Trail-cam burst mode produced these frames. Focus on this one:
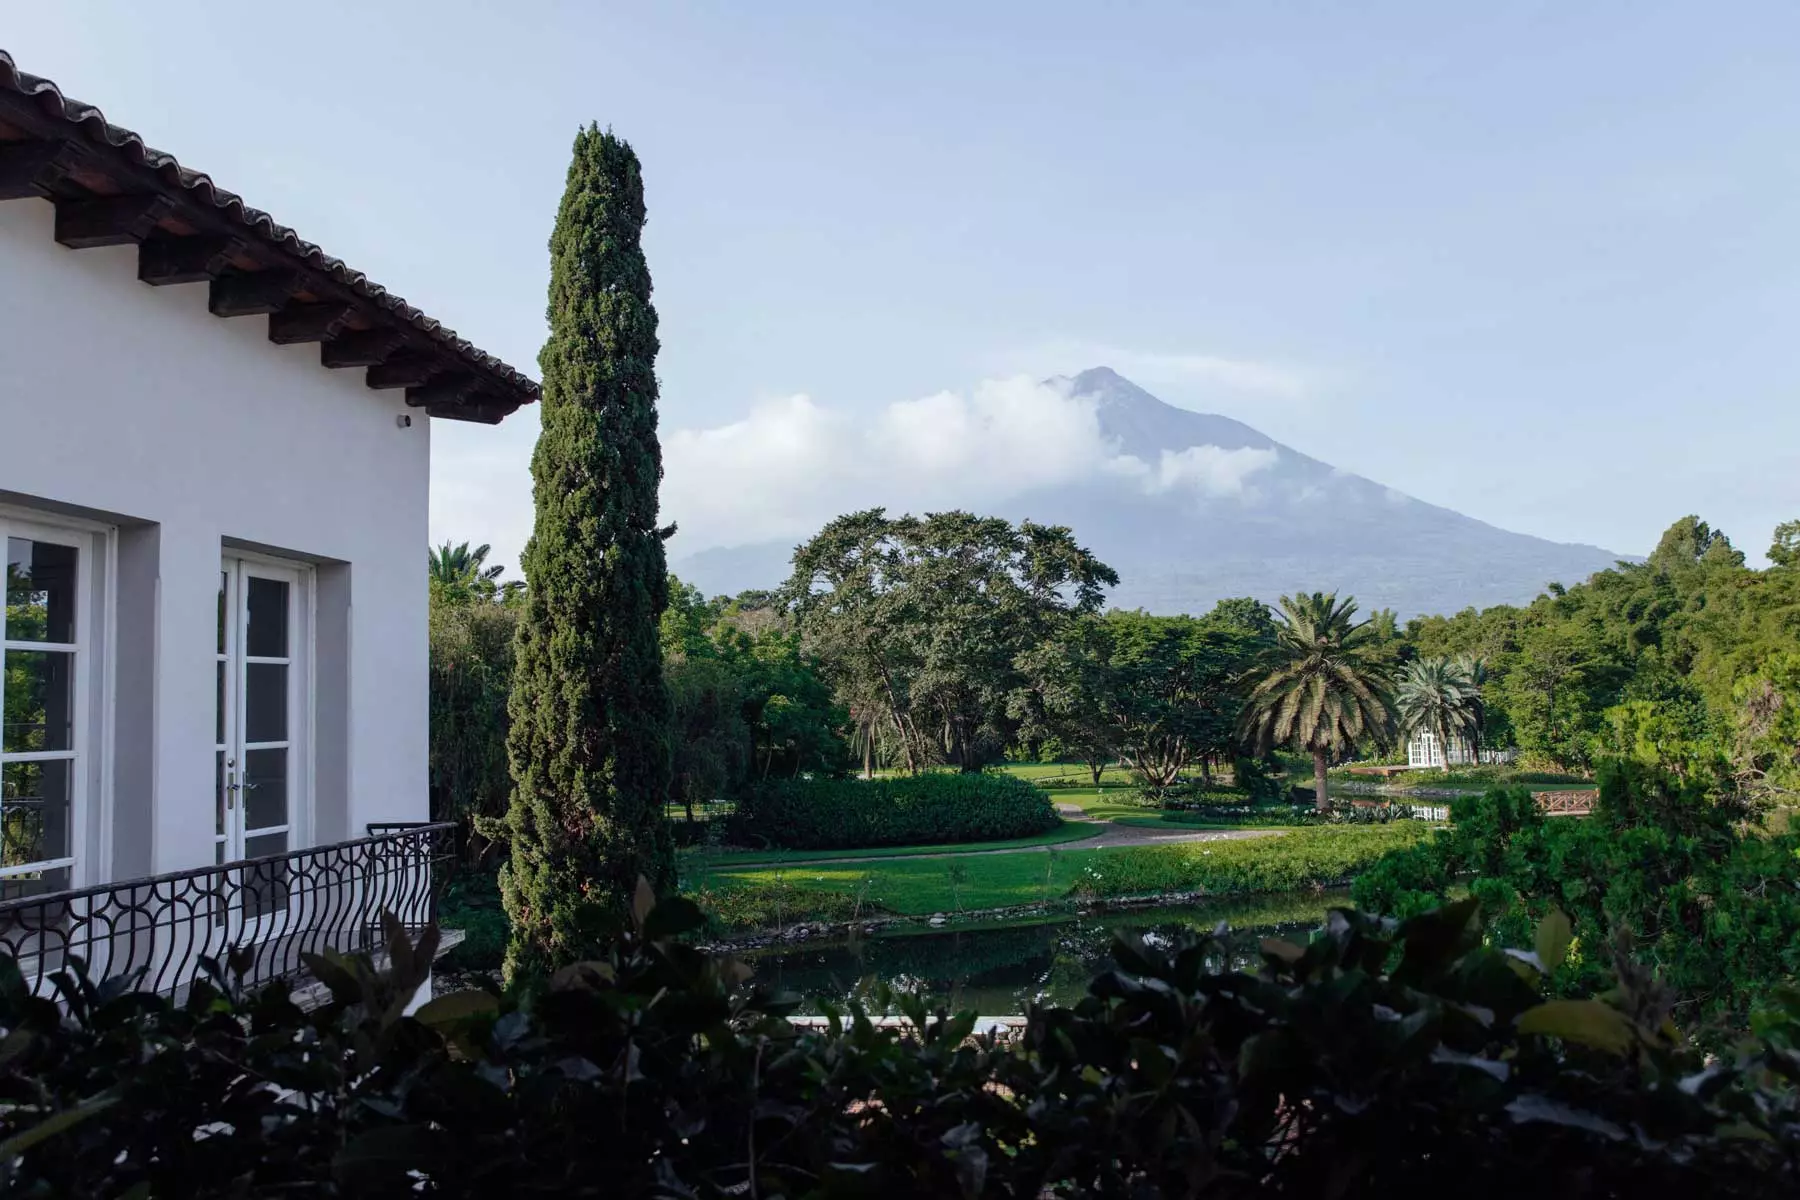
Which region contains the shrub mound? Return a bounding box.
[6,899,1798,1196]
[729,773,1059,850]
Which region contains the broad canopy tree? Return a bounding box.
[785,509,1116,773]
[1013,602,1273,792]
[1102,608,1265,791]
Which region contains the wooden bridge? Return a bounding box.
[1534,789,1598,816]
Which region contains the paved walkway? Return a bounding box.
[708,808,1283,871]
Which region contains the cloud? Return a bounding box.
[661,375,1283,554]
[1142,445,1282,497]
[997,340,1312,400]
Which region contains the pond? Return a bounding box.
[742,888,1349,1015]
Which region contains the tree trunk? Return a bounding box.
[1089,759,1103,788]
[1312,748,1330,812]
[1199,756,1213,788]
[1439,720,1453,774]
[875,661,918,775]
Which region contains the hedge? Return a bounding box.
[4,898,1798,1196]
[728,772,1060,850]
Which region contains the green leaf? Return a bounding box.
[1516,999,1634,1055]
[549,961,617,992]
[632,877,657,932]
[1534,909,1572,975]
[0,1092,118,1161]
[643,895,706,940]
[1505,1094,1625,1140]
[1260,937,1304,965]
[413,989,500,1029]
[333,1124,444,1180]
[300,951,364,1003]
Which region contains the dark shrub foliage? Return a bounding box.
[1354,763,1800,1037]
[729,773,1059,850]
[427,597,516,843]
[4,897,1798,1197]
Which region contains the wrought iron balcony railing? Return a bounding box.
[0,822,454,996]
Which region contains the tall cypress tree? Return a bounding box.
[498,126,674,977]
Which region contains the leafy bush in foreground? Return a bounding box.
[1071,824,1430,899]
[730,772,1059,850]
[1353,763,1800,1038]
[4,896,1798,1197]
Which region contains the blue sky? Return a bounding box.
[9,2,1798,574]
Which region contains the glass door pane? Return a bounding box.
[219,559,299,933]
[2,526,82,902]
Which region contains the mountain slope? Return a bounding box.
[670,367,1624,618]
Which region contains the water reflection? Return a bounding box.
[745,888,1349,1015]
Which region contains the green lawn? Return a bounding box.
[691,825,1424,925]
[678,820,1100,870]
[1054,789,1161,822]
[996,761,1143,790]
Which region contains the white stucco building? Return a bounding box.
[0,53,535,986]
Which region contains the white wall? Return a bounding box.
[0,199,432,878]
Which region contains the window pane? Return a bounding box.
[2,759,72,869]
[2,650,75,752]
[244,747,288,831]
[5,539,77,644]
[242,833,291,918]
[244,663,287,744]
[216,660,227,746]
[216,750,227,837]
[245,577,289,659]
[218,571,228,656]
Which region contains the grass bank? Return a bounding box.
[1067,823,1429,900]
[1328,764,1591,792]
[691,824,1429,931]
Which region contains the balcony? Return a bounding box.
[0,822,454,996]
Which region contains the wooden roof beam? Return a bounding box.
[321,329,399,368]
[366,353,436,390]
[0,138,80,200]
[405,373,479,409]
[54,193,174,248]
[429,403,504,425]
[209,270,299,317]
[138,233,244,285]
[269,302,354,346]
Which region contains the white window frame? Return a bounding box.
[0,504,116,893]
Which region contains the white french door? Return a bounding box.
[216,557,307,938]
[1,517,93,900]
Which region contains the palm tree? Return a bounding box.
[1238,592,1397,810]
[1396,657,1479,774]
[1452,654,1489,762]
[428,541,506,598]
